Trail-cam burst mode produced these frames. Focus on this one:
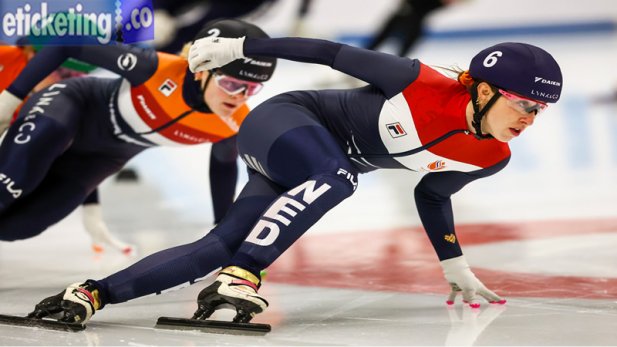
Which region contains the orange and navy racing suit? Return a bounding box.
[0,43,248,240]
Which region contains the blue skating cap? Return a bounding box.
[194,19,276,82]
[469,42,562,103]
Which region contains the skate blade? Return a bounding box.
[155,316,270,335]
[0,314,85,332]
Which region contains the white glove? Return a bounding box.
[0,90,23,134]
[188,36,246,73]
[440,255,505,308]
[82,203,136,256]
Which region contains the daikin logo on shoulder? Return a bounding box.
[0,0,154,45]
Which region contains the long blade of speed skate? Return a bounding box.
[0,314,85,332]
[155,316,271,335]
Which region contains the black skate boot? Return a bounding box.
[0,281,104,332]
[192,266,268,323]
[155,266,271,334]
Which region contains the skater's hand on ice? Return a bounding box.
[440,256,506,308]
[189,36,246,73]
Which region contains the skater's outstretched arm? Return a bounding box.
[6,43,158,99]
[189,36,420,99]
[415,159,509,307]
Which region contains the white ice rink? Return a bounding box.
[2,1,617,345]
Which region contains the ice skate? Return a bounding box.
[156,266,270,334]
[0,282,102,332]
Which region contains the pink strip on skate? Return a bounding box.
[77,287,95,304]
[231,279,259,291]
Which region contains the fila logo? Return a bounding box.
[246,180,332,247]
[336,168,358,191]
[386,122,407,138]
[158,79,177,96]
[427,160,446,171]
[0,172,22,198]
[534,76,561,86]
[117,53,137,71]
[444,233,456,243]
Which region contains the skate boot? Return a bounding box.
[192,266,268,323]
[0,281,107,332]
